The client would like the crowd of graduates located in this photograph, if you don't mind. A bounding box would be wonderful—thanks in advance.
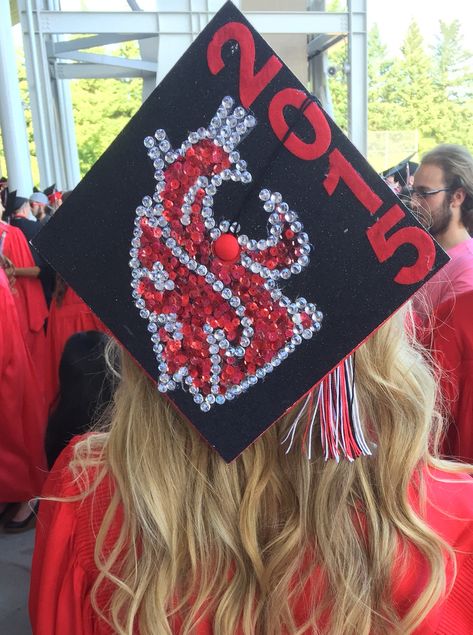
[0,181,108,531]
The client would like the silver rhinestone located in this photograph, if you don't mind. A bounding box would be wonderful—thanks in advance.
[298,255,310,267]
[200,402,211,412]
[193,394,204,404]
[144,136,155,148]
[213,280,224,292]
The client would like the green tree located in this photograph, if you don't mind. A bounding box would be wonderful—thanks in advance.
[71,42,142,175]
[430,19,473,150]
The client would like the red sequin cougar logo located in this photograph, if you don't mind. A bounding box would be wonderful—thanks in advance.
[130,97,323,412]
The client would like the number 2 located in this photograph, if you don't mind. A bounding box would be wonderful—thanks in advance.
[207,21,282,108]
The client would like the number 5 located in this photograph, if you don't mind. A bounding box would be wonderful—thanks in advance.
[366,205,436,285]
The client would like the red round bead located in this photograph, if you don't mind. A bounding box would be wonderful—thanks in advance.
[213,233,241,262]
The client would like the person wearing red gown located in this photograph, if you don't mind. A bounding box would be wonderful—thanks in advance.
[411,145,473,463]
[30,437,473,635]
[0,218,48,388]
[46,279,106,412]
[0,267,47,521]
[30,311,473,634]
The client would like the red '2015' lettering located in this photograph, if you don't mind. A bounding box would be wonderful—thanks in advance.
[206,21,436,286]
[366,204,436,285]
[324,149,382,215]
[207,21,282,108]
[268,88,331,160]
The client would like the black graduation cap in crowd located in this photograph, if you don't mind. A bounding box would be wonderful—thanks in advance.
[33,1,448,462]
[4,190,28,219]
[33,183,55,195]
[382,154,418,185]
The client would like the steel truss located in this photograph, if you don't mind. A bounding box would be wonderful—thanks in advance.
[3,0,367,191]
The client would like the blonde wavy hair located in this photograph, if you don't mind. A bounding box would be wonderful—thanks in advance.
[70,308,464,635]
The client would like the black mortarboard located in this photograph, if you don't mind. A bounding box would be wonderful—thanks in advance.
[382,154,418,185]
[4,190,23,218]
[33,2,448,462]
[42,184,56,196]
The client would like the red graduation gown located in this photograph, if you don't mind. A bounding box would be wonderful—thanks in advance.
[427,291,473,462]
[413,238,473,462]
[1,221,48,384]
[46,286,106,410]
[30,438,473,634]
[0,269,47,500]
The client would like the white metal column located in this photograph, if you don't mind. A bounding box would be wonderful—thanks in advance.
[18,0,80,190]
[0,1,33,194]
[347,0,367,155]
[46,0,80,188]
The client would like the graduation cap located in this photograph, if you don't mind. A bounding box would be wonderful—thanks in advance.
[33,183,62,205]
[4,190,27,219]
[33,1,448,462]
[382,154,418,186]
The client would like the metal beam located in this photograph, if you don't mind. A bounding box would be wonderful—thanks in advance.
[307,33,346,58]
[32,10,351,35]
[53,63,155,80]
[49,32,156,55]
[50,51,157,73]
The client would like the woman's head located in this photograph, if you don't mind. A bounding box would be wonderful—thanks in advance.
[73,306,449,635]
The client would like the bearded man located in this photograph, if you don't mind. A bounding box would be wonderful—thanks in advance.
[412,144,473,461]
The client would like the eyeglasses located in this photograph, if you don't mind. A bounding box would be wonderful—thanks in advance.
[409,187,452,199]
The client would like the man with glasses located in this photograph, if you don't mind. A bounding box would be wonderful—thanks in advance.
[412,144,473,462]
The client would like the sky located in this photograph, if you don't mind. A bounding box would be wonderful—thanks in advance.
[366,0,473,56]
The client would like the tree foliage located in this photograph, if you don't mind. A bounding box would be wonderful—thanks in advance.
[327,17,473,168]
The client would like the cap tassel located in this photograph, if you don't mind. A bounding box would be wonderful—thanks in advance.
[282,355,371,461]
[319,356,371,461]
